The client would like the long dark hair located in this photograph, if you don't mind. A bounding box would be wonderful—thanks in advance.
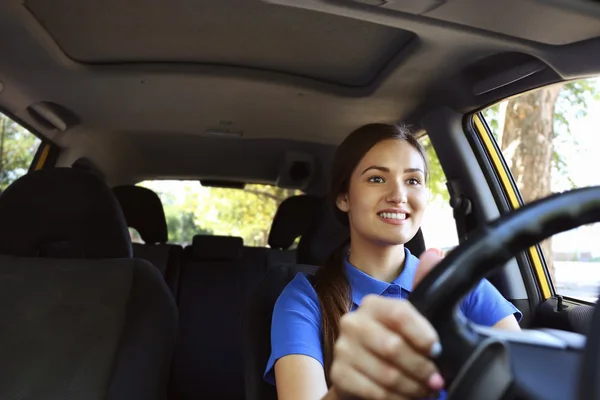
[314,123,429,385]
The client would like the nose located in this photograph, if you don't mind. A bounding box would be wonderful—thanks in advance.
[386,179,407,204]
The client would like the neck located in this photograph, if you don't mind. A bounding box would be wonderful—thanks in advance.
[347,238,406,282]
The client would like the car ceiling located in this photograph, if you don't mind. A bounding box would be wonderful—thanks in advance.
[0,0,599,191]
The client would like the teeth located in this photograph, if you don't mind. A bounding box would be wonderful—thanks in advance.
[379,212,407,220]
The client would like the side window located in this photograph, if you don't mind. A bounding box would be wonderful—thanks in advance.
[0,112,42,192]
[480,77,600,302]
[419,135,459,255]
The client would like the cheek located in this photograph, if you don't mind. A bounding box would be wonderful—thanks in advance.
[410,189,429,212]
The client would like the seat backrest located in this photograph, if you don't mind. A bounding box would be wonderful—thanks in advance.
[242,198,427,400]
[171,195,322,400]
[113,184,183,297]
[0,168,132,259]
[0,168,177,400]
[173,235,268,400]
[242,263,318,400]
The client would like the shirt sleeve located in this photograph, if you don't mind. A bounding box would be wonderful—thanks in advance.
[264,273,324,385]
[460,278,523,326]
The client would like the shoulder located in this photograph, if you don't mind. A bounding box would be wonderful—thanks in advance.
[274,272,321,316]
[461,278,523,326]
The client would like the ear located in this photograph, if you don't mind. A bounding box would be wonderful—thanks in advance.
[336,192,350,212]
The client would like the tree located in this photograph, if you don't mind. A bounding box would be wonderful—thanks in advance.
[139,180,299,247]
[139,180,213,245]
[194,185,300,247]
[0,115,41,191]
[484,78,600,282]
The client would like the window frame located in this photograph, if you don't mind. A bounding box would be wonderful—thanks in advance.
[0,107,58,176]
[466,112,554,300]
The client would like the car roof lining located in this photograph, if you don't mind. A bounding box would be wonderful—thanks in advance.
[24,0,418,88]
[1,0,600,188]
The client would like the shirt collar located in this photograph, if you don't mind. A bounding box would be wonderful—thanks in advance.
[344,247,420,306]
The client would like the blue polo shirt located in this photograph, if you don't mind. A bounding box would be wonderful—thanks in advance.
[264,247,522,398]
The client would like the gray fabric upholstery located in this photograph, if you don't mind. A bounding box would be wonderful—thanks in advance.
[0,168,132,259]
[243,263,319,400]
[113,185,169,245]
[268,195,321,250]
[191,235,243,261]
[0,255,177,400]
[133,243,171,275]
[106,259,178,400]
[0,168,177,400]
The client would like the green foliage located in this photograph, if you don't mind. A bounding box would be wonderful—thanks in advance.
[552,79,600,189]
[481,78,600,192]
[139,180,212,245]
[420,136,449,203]
[140,180,300,246]
[193,185,300,247]
[555,79,600,134]
[0,114,41,191]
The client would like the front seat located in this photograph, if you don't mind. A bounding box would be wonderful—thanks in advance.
[0,168,177,400]
[242,198,426,400]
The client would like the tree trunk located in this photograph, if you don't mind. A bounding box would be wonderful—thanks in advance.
[500,85,562,283]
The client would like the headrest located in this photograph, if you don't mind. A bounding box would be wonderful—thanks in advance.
[296,199,426,266]
[268,195,322,250]
[113,185,169,244]
[0,168,132,259]
[192,235,243,261]
[296,199,349,266]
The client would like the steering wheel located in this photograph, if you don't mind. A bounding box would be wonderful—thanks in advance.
[408,186,600,400]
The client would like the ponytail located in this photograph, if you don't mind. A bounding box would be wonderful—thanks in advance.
[314,238,352,386]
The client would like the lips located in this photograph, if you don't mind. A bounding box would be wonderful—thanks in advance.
[377,210,410,225]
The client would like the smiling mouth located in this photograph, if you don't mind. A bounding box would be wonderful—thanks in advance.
[377,212,409,221]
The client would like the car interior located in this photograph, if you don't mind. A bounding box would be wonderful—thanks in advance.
[1,0,600,399]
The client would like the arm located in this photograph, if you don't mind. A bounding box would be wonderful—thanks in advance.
[493,314,521,331]
[266,274,332,400]
[274,355,334,400]
[414,249,522,331]
[462,278,523,330]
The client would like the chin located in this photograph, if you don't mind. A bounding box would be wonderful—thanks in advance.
[376,229,419,247]
[371,234,410,247]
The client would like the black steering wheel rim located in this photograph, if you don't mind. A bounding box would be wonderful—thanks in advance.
[408,186,600,399]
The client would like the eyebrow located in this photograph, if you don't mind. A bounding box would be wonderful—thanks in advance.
[361,165,425,175]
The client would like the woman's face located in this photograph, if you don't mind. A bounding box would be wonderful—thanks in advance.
[336,138,428,247]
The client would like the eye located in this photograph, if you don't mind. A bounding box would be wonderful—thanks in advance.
[407,177,422,185]
[368,176,385,184]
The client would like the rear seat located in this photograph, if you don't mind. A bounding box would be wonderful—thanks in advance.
[113,185,183,297]
[172,235,269,400]
[170,194,320,399]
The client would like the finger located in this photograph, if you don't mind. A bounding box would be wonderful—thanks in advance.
[413,248,443,288]
[336,335,432,398]
[358,295,441,358]
[330,361,407,400]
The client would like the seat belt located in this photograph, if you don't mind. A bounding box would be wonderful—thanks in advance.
[446,179,473,244]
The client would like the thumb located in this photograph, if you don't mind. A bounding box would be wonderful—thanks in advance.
[413,248,444,288]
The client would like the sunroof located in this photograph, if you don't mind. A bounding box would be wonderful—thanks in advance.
[25,0,415,86]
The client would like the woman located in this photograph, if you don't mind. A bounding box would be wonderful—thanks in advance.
[265,124,522,400]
